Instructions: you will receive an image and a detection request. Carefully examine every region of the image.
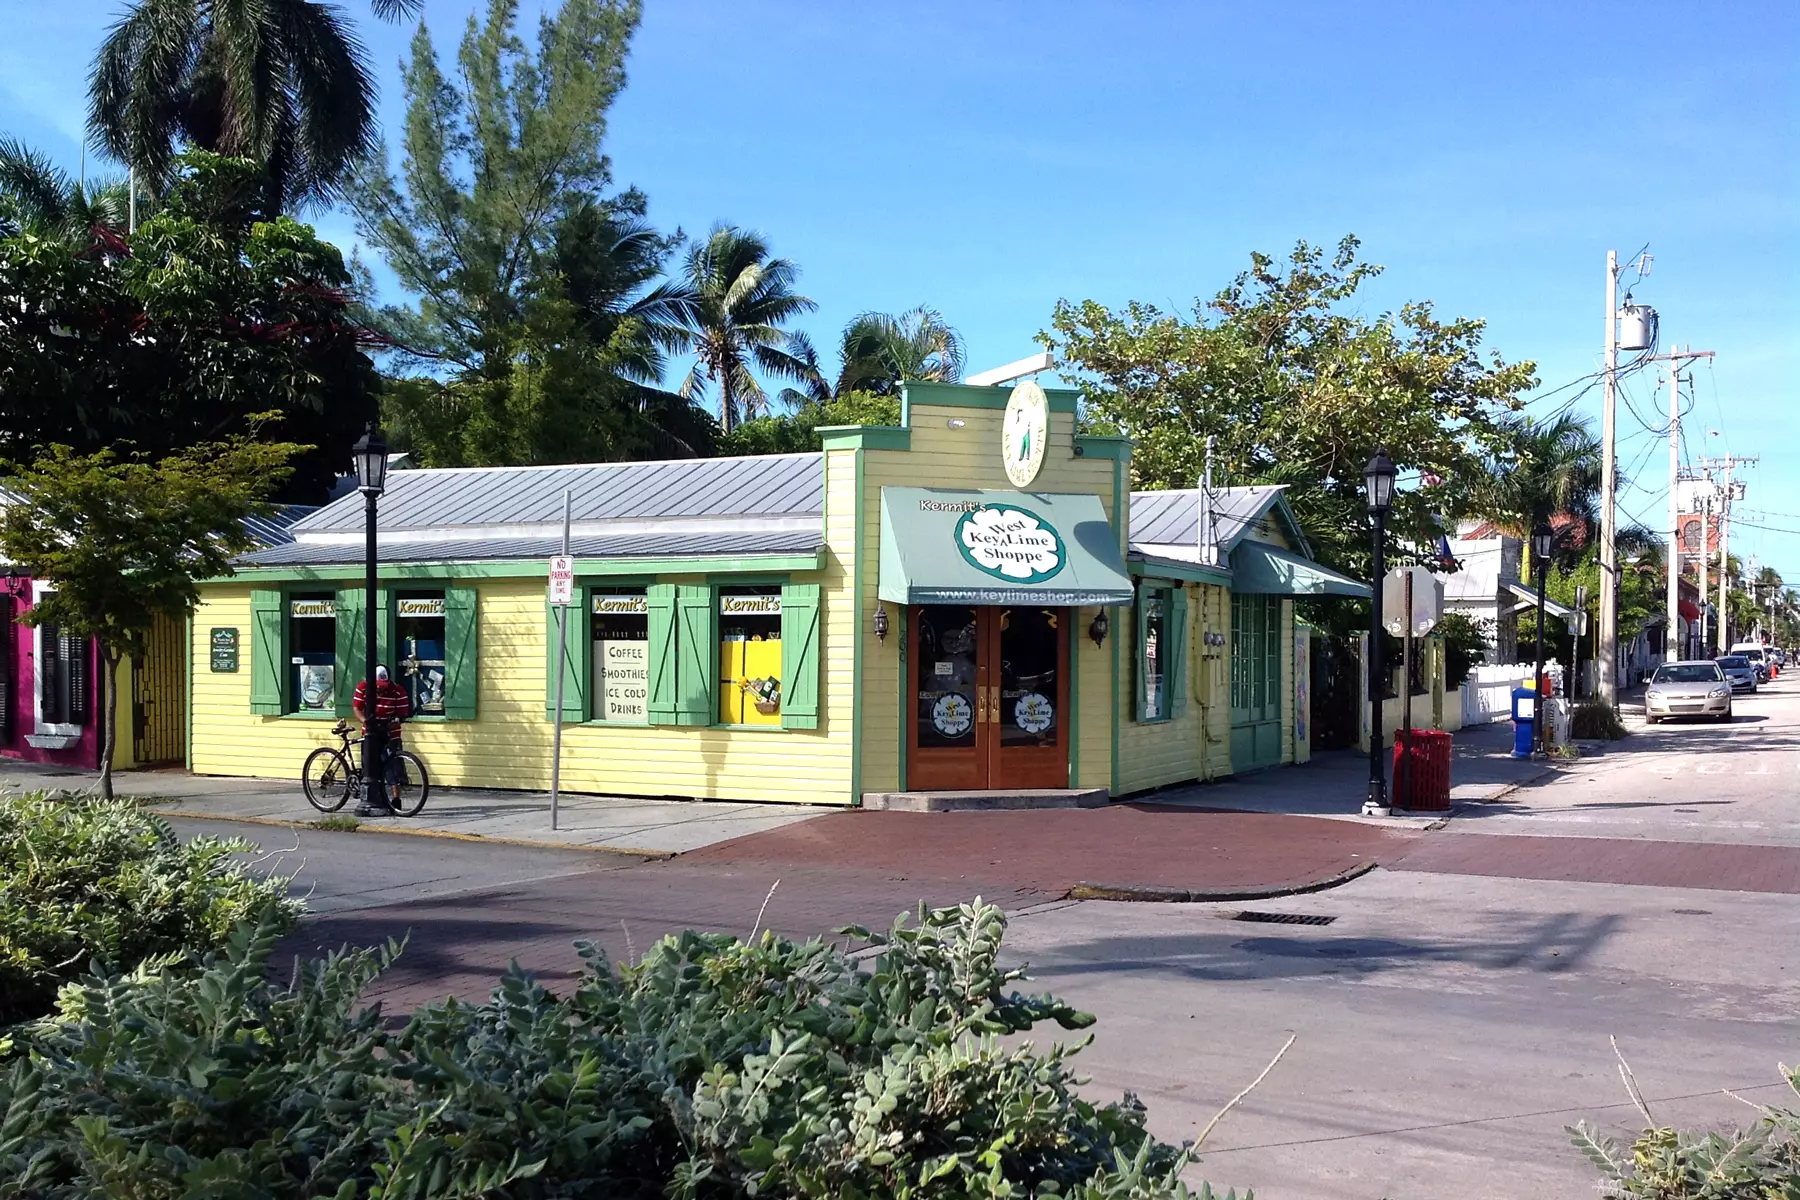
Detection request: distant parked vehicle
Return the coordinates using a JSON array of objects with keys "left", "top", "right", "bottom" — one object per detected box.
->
[
  {"left": 1644, "top": 661, "right": 1732, "bottom": 724},
  {"left": 1729, "top": 642, "right": 1770, "bottom": 682},
  {"left": 1715, "top": 655, "right": 1759, "bottom": 693}
]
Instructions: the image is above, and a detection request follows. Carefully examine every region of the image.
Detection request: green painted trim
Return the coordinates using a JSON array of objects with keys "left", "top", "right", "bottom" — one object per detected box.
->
[
  {"left": 819, "top": 425, "right": 911, "bottom": 451},
  {"left": 896, "top": 609, "right": 909, "bottom": 792},
  {"left": 1072, "top": 435, "right": 1132, "bottom": 461},
  {"left": 279, "top": 710, "right": 339, "bottom": 720},
  {"left": 706, "top": 573, "right": 792, "bottom": 587},
  {"left": 1272, "top": 494, "right": 1315, "bottom": 560},
  {"left": 1128, "top": 558, "right": 1233, "bottom": 586},
  {"left": 183, "top": 612, "right": 194, "bottom": 770},
  {"left": 850, "top": 447, "right": 866, "bottom": 806},
  {"left": 217, "top": 551, "right": 825, "bottom": 585},
  {"left": 1067, "top": 607, "right": 1080, "bottom": 787},
  {"left": 899, "top": 380, "right": 1080, "bottom": 426},
  {"left": 1110, "top": 457, "right": 1123, "bottom": 796}
]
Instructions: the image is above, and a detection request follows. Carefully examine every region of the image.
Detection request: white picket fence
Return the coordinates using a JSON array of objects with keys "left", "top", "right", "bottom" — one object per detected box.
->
[{"left": 1460, "top": 662, "right": 1564, "bottom": 724}]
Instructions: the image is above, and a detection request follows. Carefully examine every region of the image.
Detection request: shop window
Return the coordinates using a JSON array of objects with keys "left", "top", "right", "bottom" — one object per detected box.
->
[
  {"left": 590, "top": 590, "right": 649, "bottom": 724},
  {"left": 288, "top": 593, "right": 337, "bottom": 713},
  {"left": 1136, "top": 583, "right": 1188, "bottom": 724},
  {"left": 395, "top": 592, "right": 447, "bottom": 716},
  {"left": 37, "top": 620, "right": 88, "bottom": 727},
  {"left": 719, "top": 588, "right": 784, "bottom": 726}
]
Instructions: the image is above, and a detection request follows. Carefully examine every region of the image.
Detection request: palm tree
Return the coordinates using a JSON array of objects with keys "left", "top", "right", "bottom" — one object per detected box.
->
[
  {"left": 88, "top": 0, "right": 420, "bottom": 213},
  {"left": 0, "top": 140, "right": 134, "bottom": 239},
  {"left": 1481, "top": 413, "right": 1602, "bottom": 562},
  {"left": 666, "top": 225, "right": 820, "bottom": 434},
  {"left": 835, "top": 306, "right": 965, "bottom": 396}
]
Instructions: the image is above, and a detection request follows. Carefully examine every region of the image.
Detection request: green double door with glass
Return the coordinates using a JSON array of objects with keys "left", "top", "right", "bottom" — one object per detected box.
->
[
  {"left": 908, "top": 605, "right": 1069, "bottom": 790},
  {"left": 1230, "top": 594, "right": 1284, "bottom": 771}
]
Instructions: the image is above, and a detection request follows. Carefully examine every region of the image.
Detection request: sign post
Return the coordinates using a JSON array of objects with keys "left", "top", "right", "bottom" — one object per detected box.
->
[{"left": 548, "top": 493, "right": 573, "bottom": 829}]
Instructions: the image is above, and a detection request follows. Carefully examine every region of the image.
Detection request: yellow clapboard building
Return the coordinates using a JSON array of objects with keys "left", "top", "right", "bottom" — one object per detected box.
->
[{"left": 185, "top": 382, "right": 1369, "bottom": 805}]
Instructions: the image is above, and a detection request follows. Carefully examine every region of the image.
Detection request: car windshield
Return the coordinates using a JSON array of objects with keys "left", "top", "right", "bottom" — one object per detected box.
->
[
  {"left": 1717, "top": 657, "right": 1749, "bottom": 668},
  {"left": 1653, "top": 665, "right": 1723, "bottom": 684}
]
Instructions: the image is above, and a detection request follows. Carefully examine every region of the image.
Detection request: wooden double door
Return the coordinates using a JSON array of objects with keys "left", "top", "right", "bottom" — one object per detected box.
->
[{"left": 908, "top": 604, "right": 1069, "bottom": 790}]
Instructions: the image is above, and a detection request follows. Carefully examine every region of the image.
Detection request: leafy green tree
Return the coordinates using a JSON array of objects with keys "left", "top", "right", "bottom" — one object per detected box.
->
[
  {"left": 1045, "top": 236, "right": 1536, "bottom": 578},
  {"left": 89, "top": 0, "right": 420, "bottom": 212},
  {"left": 835, "top": 306, "right": 965, "bottom": 396},
  {"left": 0, "top": 152, "right": 378, "bottom": 499},
  {"left": 0, "top": 139, "right": 135, "bottom": 240},
  {"left": 0, "top": 432, "right": 302, "bottom": 798},
  {"left": 1479, "top": 412, "right": 1601, "bottom": 567},
  {"left": 354, "top": 0, "right": 706, "bottom": 464},
  {"left": 668, "top": 224, "right": 821, "bottom": 435},
  {"left": 716, "top": 390, "right": 902, "bottom": 457}
]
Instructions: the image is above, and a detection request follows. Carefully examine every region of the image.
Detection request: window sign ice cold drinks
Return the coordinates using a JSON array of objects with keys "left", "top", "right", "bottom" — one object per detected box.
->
[{"left": 590, "top": 592, "right": 648, "bottom": 724}]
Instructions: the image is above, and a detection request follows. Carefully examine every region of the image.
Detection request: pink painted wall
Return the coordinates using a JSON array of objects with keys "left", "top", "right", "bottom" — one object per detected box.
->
[{"left": 2, "top": 580, "right": 103, "bottom": 771}]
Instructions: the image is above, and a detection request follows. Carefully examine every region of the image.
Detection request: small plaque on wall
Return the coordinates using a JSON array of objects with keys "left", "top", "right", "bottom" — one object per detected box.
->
[{"left": 210, "top": 627, "right": 239, "bottom": 672}]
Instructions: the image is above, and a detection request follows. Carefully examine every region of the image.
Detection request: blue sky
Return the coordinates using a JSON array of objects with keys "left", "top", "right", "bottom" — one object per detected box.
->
[{"left": 4, "top": 1, "right": 1797, "bottom": 577}]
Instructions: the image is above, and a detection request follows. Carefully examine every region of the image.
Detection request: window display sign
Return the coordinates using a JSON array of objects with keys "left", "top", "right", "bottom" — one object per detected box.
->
[
  {"left": 289, "top": 599, "right": 335, "bottom": 618},
  {"left": 592, "top": 594, "right": 648, "bottom": 615},
  {"left": 396, "top": 591, "right": 446, "bottom": 715},
  {"left": 397, "top": 597, "right": 445, "bottom": 618},
  {"left": 719, "top": 594, "right": 782, "bottom": 616},
  {"left": 288, "top": 593, "right": 336, "bottom": 711},
  {"left": 598, "top": 641, "right": 649, "bottom": 723}
]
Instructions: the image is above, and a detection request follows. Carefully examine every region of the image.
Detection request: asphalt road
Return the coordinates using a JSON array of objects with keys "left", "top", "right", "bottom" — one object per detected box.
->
[{"left": 164, "top": 674, "right": 1800, "bottom": 1198}]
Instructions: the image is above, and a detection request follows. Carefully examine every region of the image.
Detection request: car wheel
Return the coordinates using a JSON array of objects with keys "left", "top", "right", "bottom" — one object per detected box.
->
[
  {"left": 1718, "top": 710, "right": 1732, "bottom": 723},
  {"left": 1646, "top": 716, "right": 1659, "bottom": 725}
]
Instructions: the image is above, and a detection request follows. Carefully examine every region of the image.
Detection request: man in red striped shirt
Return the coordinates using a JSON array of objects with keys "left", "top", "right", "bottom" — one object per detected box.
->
[{"left": 352, "top": 665, "right": 412, "bottom": 744}]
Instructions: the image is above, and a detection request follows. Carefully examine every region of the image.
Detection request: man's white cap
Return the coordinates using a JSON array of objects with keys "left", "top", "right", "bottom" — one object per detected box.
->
[{"left": 375, "top": 665, "right": 390, "bottom": 681}]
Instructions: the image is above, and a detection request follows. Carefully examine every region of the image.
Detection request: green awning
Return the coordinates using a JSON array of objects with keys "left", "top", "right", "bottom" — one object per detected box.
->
[
  {"left": 1230, "top": 541, "right": 1370, "bottom": 598},
  {"left": 879, "top": 487, "right": 1134, "bottom": 607}
]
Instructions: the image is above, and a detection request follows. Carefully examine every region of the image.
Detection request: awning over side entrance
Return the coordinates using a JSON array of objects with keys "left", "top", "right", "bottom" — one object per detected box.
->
[
  {"left": 1229, "top": 541, "right": 1371, "bottom": 598},
  {"left": 879, "top": 487, "right": 1135, "bottom": 606}
]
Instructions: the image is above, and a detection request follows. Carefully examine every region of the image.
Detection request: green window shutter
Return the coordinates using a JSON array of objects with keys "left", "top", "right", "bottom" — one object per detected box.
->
[
  {"left": 248, "top": 589, "right": 284, "bottom": 714},
  {"left": 544, "top": 592, "right": 587, "bottom": 722},
  {"left": 1133, "top": 588, "right": 1152, "bottom": 722},
  {"left": 646, "top": 584, "right": 679, "bottom": 724},
  {"left": 443, "top": 587, "right": 479, "bottom": 720},
  {"left": 1168, "top": 586, "right": 1190, "bottom": 716},
  {"left": 779, "top": 582, "right": 821, "bottom": 730},
  {"left": 335, "top": 589, "right": 365, "bottom": 718},
  {"left": 674, "top": 584, "right": 716, "bottom": 726}
]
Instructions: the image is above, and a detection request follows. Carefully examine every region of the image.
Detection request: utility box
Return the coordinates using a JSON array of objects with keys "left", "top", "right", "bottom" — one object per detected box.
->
[{"left": 1619, "top": 304, "right": 1657, "bottom": 351}]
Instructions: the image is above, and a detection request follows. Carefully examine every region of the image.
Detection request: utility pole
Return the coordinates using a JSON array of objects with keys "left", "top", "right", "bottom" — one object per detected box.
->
[
  {"left": 1652, "top": 345, "right": 1715, "bottom": 662},
  {"left": 1598, "top": 252, "right": 1621, "bottom": 703},
  {"left": 1700, "top": 455, "right": 1755, "bottom": 652},
  {"left": 1697, "top": 486, "right": 1710, "bottom": 657}
]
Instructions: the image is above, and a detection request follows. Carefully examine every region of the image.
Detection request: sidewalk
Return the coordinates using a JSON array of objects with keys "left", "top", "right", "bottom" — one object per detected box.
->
[
  {"left": 1140, "top": 720, "right": 1553, "bottom": 825},
  {"left": 0, "top": 760, "right": 826, "bottom": 855}
]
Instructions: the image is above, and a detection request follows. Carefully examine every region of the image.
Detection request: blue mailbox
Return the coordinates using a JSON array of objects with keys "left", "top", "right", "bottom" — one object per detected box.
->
[{"left": 1510, "top": 686, "right": 1537, "bottom": 758}]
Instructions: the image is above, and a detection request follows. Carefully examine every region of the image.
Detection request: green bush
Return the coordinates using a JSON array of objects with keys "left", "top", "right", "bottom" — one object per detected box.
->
[
  {"left": 0, "top": 901, "right": 1248, "bottom": 1199},
  {"left": 0, "top": 791, "right": 301, "bottom": 1025},
  {"left": 1571, "top": 1063, "right": 1800, "bottom": 1196},
  {"left": 1570, "top": 700, "right": 1629, "bottom": 740}
]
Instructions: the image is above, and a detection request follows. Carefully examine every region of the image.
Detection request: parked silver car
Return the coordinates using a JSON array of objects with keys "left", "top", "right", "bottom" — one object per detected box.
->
[
  {"left": 1715, "top": 655, "right": 1759, "bottom": 693},
  {"left": 1644, "top": 661, "right": 1733, "bottom": 724}
]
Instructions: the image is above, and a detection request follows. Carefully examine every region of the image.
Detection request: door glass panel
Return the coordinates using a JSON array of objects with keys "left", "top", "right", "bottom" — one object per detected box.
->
[
  {"left": 998, "top": 607, "right": 1060, "bottom": 747},
  {"left": 916, "top": 606, "right": 978, "bottom": 749}
]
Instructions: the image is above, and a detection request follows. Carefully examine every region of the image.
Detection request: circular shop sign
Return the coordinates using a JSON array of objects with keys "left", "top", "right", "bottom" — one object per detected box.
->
[
  {"left": 1013, "top": 692, "right": 1054, "bottom": 734},
  {"left": 932, "top": 692, "right": 974, "bottom": 737},
  {"left": 956, "top": 504, "right": 1065, "bottom": 583},
  {"left": 1002, "top": 380, "right": 1049, "bottom": 488}
]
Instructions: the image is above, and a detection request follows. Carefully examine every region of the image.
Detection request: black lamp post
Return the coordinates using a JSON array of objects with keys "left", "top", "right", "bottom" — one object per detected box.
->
[
  {"left": 1530, "top": 520, "right": 1554, "bottom": 754},
  {"left": 352, "top": 424, "right": 390, "bottom": 816},
  {"left": 1362, "top": 450, "right": 1397, "bottom": 817}
]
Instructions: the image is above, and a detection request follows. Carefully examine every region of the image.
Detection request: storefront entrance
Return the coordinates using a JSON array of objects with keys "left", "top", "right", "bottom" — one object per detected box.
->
[{"left": 908, "top": 604, "right": 1069, "bottom": 790}]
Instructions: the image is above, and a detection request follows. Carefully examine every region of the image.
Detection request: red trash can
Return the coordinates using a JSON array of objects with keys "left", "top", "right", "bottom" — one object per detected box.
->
[{"left": 1392, "top": 729, "right": 1452, "bottom": 811}]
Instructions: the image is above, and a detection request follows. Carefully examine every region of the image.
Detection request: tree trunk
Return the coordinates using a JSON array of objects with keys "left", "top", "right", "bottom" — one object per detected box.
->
[
  {"left": 720, "top": 372, "right": 735, "bottom": 436},
  {"left": 98, "top": 643, "right": 120, "bottom": 801}
]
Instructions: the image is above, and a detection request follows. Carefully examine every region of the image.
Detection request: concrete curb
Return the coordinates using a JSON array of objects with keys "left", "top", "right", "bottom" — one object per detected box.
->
[
  {"left": 1067, "top": 860, "right": 1379, "bottom": 903},
  {"left": 143, "top": 808, "right": 677, "bottom": 860}
]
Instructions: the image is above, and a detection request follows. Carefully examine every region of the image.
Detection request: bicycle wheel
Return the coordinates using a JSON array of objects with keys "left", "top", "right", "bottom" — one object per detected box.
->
[
  {"left": 387, "top": 750, "right": 431, "bottom": 817},
  {"left": 302, "top": 747, "right": 353, "bottom": 813}
]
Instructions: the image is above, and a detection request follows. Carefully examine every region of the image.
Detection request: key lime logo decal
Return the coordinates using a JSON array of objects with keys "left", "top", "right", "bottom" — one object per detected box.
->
[
  {"left": 1002, "top": 380, "right": 1049, "bottom": 487},
  {"left": 956, "top": 504, "right": 1065, "bottom": 583}
]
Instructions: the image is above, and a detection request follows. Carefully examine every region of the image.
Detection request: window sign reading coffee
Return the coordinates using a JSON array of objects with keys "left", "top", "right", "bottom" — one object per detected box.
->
[
  {"left": 591, "top": 592, "right": 648, "bottom": 724},
  {"left": 288, "top": 596, "right": 335, "bottom": 712},
  {"left": 719, "top": 589, "right": 781, "bottom": 726},
  {"left": 396, "top": 593, "right": 447, "bottom": 716}
]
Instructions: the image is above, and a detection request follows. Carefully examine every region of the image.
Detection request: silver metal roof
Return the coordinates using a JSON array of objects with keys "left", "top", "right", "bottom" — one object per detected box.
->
[
  {"left": 243, "top": 505, "right": 318, "bottom": 547},
  {"left": 1128, "top": 486, "right": 1293, "bottom": 555},
  {"left": 238, "top": 529, "right": 823, "bottom": 568},
  {"left": 293, "top": 453, "right": 823, "bottom": 533}
]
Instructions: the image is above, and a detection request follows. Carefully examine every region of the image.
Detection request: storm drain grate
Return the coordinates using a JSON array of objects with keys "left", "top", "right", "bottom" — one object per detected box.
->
[{"left": 1231, "top": 911, "right": 1336, "bottom": 926}]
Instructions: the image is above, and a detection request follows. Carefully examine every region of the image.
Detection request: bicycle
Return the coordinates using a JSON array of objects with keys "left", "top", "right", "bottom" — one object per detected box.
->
[{"left": 302, "top": 720, "right": 430, "bottom": 817}]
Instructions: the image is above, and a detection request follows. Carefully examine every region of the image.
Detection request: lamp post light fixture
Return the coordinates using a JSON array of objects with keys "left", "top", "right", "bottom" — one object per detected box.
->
[
  {"left": 872, "top": 602, "right": 889, "bottom": 643},
  {"left": 1530, "top": 519, "right": 1554, "bottom": 755},
  {"left": 352, "top": 424, "right": 391, "bottom": 817},
  {"left": 1089, "top": 609, "right": 1110, "bottom": 648},
  {"left": 1362, "top": 450, "right": 1397, "bottom": 817}
]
